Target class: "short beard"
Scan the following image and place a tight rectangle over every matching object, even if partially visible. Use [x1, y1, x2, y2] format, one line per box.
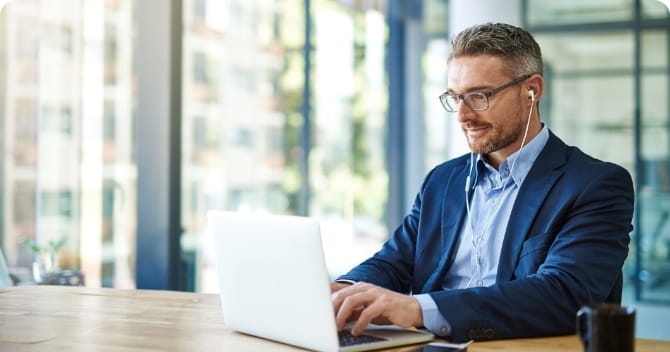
[466, 118, 525, 155]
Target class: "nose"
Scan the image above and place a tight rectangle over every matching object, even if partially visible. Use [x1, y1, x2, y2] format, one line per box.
[456, 100, 476, 124]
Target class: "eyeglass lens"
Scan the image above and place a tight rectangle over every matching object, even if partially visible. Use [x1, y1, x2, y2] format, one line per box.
[443, 92, 488, 112]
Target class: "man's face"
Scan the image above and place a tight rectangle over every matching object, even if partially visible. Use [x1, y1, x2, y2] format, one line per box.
[447, 55, 528, 158]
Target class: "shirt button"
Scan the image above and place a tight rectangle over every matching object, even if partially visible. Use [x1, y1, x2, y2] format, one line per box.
[477, 280, 484, 286]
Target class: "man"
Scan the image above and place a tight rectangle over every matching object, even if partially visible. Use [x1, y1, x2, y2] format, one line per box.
[331, 23, 634, 342]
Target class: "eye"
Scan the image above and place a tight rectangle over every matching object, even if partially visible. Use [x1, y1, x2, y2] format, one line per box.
[467, 93, 487, 105]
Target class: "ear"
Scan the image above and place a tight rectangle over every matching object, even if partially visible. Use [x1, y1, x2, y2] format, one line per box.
[525, 74, 544, 103]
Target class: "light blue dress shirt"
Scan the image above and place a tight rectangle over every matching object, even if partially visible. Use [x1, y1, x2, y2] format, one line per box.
[415, 124, 549, 336]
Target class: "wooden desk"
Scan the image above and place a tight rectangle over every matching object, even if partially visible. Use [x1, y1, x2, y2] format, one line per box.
[1, 286, 668, 351]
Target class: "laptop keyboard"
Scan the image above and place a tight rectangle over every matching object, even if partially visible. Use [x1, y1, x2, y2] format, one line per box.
[338, 330, 388, 346]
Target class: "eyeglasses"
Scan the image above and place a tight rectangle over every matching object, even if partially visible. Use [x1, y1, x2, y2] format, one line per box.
[439, 74, 531, 112]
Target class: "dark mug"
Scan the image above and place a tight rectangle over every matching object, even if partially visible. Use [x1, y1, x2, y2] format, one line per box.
[576, 304, 635, 352]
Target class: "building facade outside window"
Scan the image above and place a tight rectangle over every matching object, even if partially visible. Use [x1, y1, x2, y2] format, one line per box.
[0, 0, 135, 287]
[180, 0, 390, 291]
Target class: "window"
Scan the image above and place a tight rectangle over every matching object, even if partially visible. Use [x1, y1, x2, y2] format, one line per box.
[0, 0, 136, 288]
[536, 31, 634, 168]
[528, 1, 633, 26]
[310, 0, 389, 276]
[180, 0, 389, 291]
[181, 0, 302, 292]
[422, 0, 451, 171]
[638, 29, 670, 302]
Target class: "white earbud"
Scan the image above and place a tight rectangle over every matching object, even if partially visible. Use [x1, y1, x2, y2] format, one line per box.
[529, 89, 535, 101]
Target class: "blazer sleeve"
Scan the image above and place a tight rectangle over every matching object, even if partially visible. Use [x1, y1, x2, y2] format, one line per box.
[430, 161, 634, 342]
[336, 166, 441, 292]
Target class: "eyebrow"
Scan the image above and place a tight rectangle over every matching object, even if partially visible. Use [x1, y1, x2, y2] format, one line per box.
[446, 85, 494, 94]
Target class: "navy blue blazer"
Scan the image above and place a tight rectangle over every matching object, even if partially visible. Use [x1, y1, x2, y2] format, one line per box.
[339, 131, 634, 342]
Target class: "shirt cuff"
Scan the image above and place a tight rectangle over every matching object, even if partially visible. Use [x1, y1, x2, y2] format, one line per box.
[414, 293, 451, 337]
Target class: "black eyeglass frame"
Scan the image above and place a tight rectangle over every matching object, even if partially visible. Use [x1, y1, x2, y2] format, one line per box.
[439, 74, 532, 112]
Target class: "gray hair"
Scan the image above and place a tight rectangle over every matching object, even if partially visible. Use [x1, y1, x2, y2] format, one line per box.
[448, 23, 543, 78]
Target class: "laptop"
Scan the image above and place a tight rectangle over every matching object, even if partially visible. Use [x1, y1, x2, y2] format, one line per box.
[208, 210, 434, 352]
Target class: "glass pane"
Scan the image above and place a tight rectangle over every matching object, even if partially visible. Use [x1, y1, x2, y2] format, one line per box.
[540, 32, 634, 72]
[642, 0, 670, 19]
[181, 0, 304, 292]
[0, 0, 136, 288]
[423, 0, 451, 171]
[639, 29, 670, 302]
[424, 38, 451, 170]
[310, 0, 388, 277]
[537, 31, 635, 166]
[528, 0, 633, 26]
[423, 0, 448, 36]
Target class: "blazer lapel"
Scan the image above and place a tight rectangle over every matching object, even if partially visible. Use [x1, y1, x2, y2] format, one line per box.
[496, 132, 567, 282]
[420, 157, 470, 293]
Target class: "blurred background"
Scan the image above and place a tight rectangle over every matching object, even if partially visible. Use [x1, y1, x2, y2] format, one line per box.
[0, 0, 668, 339]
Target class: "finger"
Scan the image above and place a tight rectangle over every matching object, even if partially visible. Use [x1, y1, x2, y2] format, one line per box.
[335, 292, 366, 330]
[332, 282, 368, 315]
[350, 300, 386, 335]
[335, 291, 373, 331]
[354, 292, 422, 333]
[331, 288, 348, 314]
[343, 306, 364, 327]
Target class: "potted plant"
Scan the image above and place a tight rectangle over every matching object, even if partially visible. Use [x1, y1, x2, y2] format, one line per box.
[21, 236, 67, 283]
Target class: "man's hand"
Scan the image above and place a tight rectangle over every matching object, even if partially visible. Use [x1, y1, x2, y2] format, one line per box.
[331, 282, 423, 336]
[330, 282, 352, 293]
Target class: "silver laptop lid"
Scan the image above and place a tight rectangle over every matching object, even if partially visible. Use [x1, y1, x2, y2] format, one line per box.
[208, 211, 340, 351]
